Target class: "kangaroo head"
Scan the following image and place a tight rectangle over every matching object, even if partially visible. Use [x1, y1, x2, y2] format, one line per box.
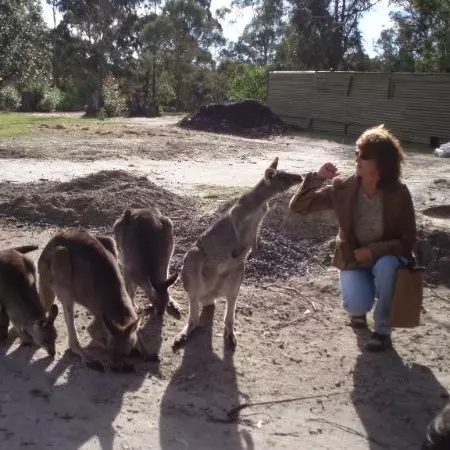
[31, 304, 58, 357]
[151, 272, 179, 316]
[264, 157, 303, 192]
[102, 314, 140, 359]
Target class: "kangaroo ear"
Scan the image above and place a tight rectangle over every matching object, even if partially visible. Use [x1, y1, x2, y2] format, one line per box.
[123, 208, 132, 222]
[268, 157, 279, 170]
[165, 272, 179, 289]
[264, 168, 277, 180]
[46, 304, 58, 326]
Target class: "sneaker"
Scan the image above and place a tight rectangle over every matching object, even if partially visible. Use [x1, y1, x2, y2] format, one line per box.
[365, 332, 392, 352]
[348, 314, 368, 329]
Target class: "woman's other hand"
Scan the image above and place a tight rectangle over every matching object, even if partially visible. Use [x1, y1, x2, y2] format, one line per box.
[354, 247, 373, 262]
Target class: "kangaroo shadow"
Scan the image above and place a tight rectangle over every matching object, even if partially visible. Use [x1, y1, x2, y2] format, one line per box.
[159, 306, 253, 450]
[352, 330, 449, 450]
[0, 328, 160, 450]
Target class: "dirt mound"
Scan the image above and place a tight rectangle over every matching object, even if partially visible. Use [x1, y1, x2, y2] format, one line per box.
[0, 170, 197, 228]
[178, 99, 285, 137]
[416, 229, 450, 287]
[171, 192, 337, 282]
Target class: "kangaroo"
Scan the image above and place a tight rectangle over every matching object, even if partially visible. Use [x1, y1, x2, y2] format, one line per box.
[113, 207, 180, 317]
[38, 231, 149, 371]
[173, 157, 303, 350]
[95, 235, 118, 259]
[0, 245, 58, 356]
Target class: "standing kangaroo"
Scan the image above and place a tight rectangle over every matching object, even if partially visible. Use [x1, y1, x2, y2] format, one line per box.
[0, 245, 58, 356]
[113, 207, 180, 318]
[173, 157, 303, 350]
[38, 231, 148, 371]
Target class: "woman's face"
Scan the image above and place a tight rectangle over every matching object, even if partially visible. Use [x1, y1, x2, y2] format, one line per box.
[355, 146, 379, 180]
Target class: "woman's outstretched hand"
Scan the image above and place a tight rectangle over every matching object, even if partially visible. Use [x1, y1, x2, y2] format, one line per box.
[317, 163, 339, 180]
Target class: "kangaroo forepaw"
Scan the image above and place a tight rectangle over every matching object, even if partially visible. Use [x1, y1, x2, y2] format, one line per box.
[172, 332, 188, 352]
[67, 346, 105, 372]
[224, 328, 237, 351]
[86, 359, 106, 372]
[167, 299, 182, 319]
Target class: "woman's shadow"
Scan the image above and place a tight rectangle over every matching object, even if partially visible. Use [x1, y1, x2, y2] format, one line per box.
[159, 305, 254, 450]
[352, 330, 449, 450]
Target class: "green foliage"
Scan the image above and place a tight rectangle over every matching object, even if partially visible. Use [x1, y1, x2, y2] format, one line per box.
[40, 87, 61, 112]
[375, 1, 450, 73]
[0, 86, 21, 111]
[227, 66, 267, 102]
[22, 80, 60, 112]
[96, 107, 108, 121]
[0, 0, 52, 88]
[102, 74, 127, 117]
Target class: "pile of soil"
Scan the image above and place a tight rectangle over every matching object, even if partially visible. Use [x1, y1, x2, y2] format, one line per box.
[171, 192, 337, 282]
[0, 170, 197, 228]
[1, 172, 449, 285]
[178, 99, 285, 137]
[416, 229, 450, 287]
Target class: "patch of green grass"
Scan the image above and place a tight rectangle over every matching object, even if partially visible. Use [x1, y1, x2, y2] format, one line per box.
[0, 112, 98, 138]
[194, 184, 249, 208]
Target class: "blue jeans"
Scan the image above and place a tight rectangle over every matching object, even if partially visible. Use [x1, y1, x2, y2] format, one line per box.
[339, 255, 405, 336]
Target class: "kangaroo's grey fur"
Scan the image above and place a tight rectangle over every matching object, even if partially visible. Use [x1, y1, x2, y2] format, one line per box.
[113, 207, 180, 318]
[38, 231, 148, 371]
[0, 245, 58, 356]
[173, 157, 303, 350]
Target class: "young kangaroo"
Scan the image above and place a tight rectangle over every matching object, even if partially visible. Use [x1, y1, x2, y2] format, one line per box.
[173, 157, 303, 350]
[38, 231, 148, 371]
[113, 207, 180, 317]
[0, 245, 58, 356]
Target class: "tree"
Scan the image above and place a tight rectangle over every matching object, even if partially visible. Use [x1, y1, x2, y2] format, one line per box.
[52, 0, 144, 112]
[278, 0, 378, 70]
[231, 0, 284, 65]
[0, 0, 52, 88]
[372, 27, 415, 72]
[157, 0, 224, 110]
[388, 0, 450, 72]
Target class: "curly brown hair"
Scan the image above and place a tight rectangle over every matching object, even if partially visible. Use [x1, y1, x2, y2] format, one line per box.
[356, 124, 406, 189]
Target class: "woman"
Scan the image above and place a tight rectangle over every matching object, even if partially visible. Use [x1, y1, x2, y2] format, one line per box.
[289, 124, 417, 352]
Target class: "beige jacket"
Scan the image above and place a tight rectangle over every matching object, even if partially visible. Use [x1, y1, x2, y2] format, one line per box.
[289, 173, 417, 270]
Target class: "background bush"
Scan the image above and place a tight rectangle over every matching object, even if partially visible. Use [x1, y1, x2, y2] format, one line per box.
[102, 74, 127, 117]
[0, 85, 21, 111]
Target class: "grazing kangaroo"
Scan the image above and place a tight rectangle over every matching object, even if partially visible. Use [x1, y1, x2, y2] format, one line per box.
[0, 245, 58, 356]
[173, 157, 303, 350]
[38, 231, 148, 371]
[113, 207, 180, 317]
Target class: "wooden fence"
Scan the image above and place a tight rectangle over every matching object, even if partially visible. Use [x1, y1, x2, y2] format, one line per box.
[267, 71, 450, 145]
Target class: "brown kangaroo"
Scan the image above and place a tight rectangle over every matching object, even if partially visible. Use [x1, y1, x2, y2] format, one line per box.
[38, 231, 149, 371]
[0, 245, 58, 356]
[113, 207, 180, 317]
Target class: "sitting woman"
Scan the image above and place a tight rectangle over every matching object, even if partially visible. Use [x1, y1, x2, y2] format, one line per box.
[289, 124, 417, 352]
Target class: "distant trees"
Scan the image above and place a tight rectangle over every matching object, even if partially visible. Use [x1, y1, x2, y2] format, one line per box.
[0, 0, 52, 88]
[1, 0, 449, 115]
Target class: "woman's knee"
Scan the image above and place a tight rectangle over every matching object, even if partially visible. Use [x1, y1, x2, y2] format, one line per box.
[339, 270, 374, 315]
[373, 255, 402, 277]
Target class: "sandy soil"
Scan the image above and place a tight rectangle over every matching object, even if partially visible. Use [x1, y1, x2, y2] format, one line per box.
[0, 115, 449, 450]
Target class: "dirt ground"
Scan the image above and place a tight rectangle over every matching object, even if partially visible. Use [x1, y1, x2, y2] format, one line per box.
[0, 115, 449, 450]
